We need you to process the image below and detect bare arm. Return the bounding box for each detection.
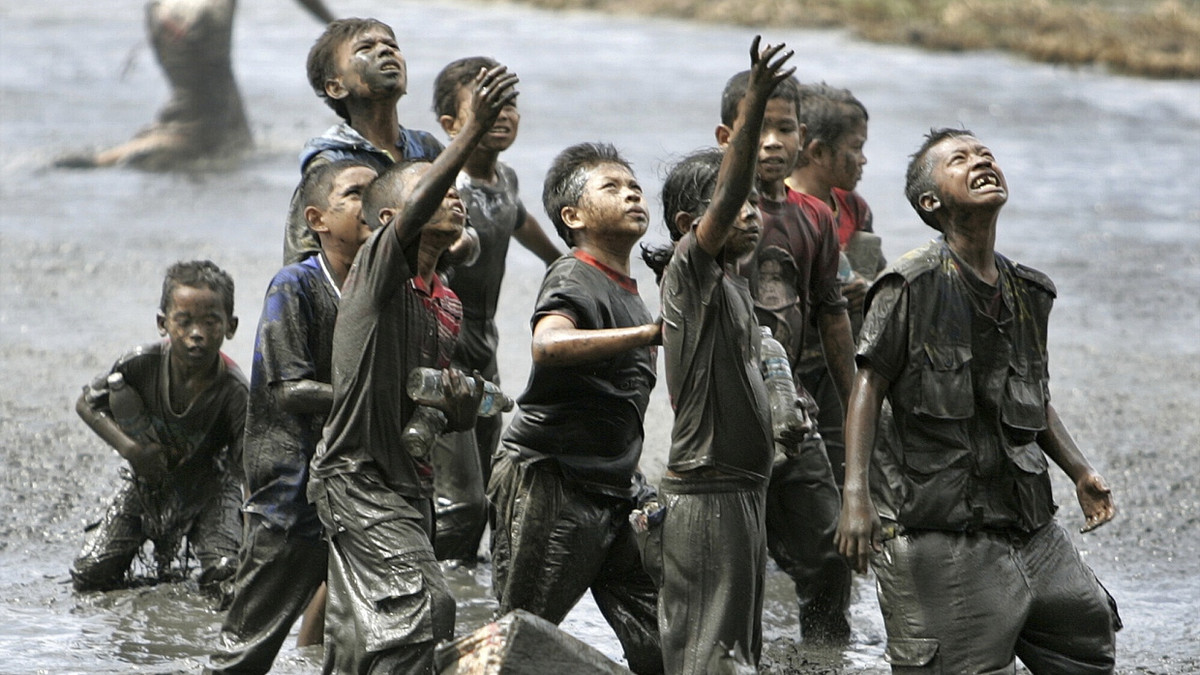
[75,392,167,479]
[1038,403,1116,533]
[531,314,660,368]
[696,37,794,257]
[296,0,336,23]
[514,212,564,265]
[274,380,333,415]
[834,366,887,573]
[393,66,520,246]
[818,309,857,414]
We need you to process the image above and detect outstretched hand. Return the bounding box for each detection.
[747,35,796,99]
[1077,471,1116,533]
[467,65,520,131]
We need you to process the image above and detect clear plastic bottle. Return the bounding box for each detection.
[400,405,448,459]
[406,367,514,417]
[106,372,156,446]
[759,326,808,444]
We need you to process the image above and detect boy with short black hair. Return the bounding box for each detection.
[283,17,446,265]
[787,82,883,487]
[207,159,377,674]
[426,55,562,563]
[72,260,246,594]
[307,64,519,673]
[641,38,793,673]
[487,142,662,674]
[719,67,856,644]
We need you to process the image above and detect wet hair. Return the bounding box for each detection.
[795,82,869,168]
[299,159,374,211]
[905,127,976,231]
[541,142,633,247]
[307,18,395,122]
[432,56,500,119]
[720,70,801,127]
[361,159,427,229]
[160,260,235,319]
[642,148,723,283]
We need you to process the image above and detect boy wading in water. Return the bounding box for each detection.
[306,63,519,673]
[640,38,794,673]
[427,56,562,564]
[487,141,664,674]
[73,261,246,594]
[207,160,377,674]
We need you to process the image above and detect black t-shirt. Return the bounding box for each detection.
[90,341,248,502]
[447,163,529,371]
[242,256,339,537]
[502,250,656,498]
[661,232,773,482]
[312,224,462,498]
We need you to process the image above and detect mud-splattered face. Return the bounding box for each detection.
[756,98,801,186]
[827,119,868,192]
[565,163,648,244]
[725,194,763,261]
[928,135,1008,213]
[332,26,407,100]
[448,86,520,154]
[157,285,234,371]
[321,165,378,247]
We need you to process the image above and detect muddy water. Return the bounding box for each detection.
[2,0,1198,672]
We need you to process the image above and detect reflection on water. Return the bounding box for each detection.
[2,0,1198,672]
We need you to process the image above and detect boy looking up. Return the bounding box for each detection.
[641,38,793,673]
[307,64,519,674]
[836,128,1119,672]
[487,142,662,674]
[208,160,377,674]
[72,261,246,594]
[720,71,855,644]
[787,82,883,486]
[283,18,446,265]
[427,55,562,563]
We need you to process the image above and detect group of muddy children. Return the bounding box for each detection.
[70,14,1124,675]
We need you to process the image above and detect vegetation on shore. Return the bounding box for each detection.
[485,0,1200,79]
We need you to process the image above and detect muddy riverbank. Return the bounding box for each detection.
[2,0,1199,671]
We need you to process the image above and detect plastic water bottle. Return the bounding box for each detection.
[759,327,808,443]
[400,405,448,459]
[106,373,156,446]
[406,367,514,417]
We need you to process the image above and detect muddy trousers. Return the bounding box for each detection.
[71,476,240,591]
[765,440,853,643]
[206,518,327,674]
[432,354,503,563]
[873,522,1119,673]
[310,471,455,675]
[656,476,767,675]
[489,455,664,674]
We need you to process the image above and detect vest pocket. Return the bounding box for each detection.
[914,344,973,420]
[1001,375,1047,445]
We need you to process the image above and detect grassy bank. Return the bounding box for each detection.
[482,0,1200,78]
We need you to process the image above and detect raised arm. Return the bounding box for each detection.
[1038,402,1116,533]
[696,37,794,257]
[295,0,336,24]
[393,65,520,245]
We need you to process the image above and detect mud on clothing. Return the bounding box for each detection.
[490,249,662,672]
[432,162,530,562]
[857,238,1118,670]
[655,231,773,670]
[308,219,461,672]
[209,255,339,673]
[72,341,247,590]
[282,122,444,265]
[501,250,656,497]
[745,189,852,641]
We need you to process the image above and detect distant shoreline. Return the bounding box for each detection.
[479,0,1200,79]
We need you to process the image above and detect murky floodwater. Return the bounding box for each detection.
[2,0,1199,672]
